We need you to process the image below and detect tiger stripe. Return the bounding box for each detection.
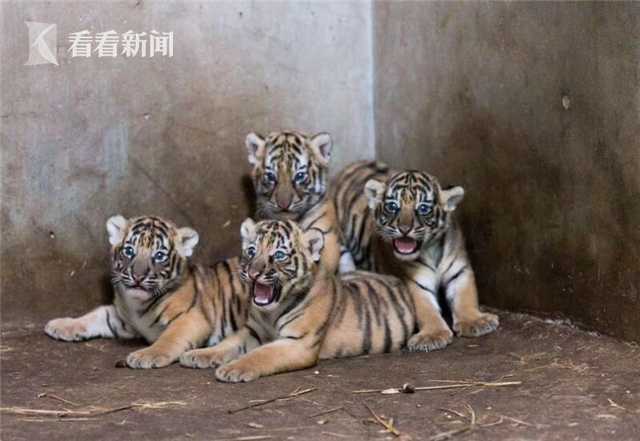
[332,160,390,270]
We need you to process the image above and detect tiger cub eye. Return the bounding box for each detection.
[385,201,399,213]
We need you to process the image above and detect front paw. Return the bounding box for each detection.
[180,348,227,369]
[44,318,87,341]
[215,361,259,383]
[407,328,453,352]
[454,313,499,337]
[126,348,173,369]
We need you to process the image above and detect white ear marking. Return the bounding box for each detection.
[309,133,332,167]
[106,215,128,246]
[364,179,386,210]
[240,218,257,241]
[245,133,266,166]
[441,186,465,212]
[304,228,325,263]
[177,227,199,257]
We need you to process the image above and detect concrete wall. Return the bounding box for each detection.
[1,1,374,320]
[374,2,640,340]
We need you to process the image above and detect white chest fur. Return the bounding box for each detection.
[113,288,164,343]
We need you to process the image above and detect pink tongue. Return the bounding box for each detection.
[394,238,417,254]
[254,283,274,304]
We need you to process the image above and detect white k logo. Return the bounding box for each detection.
[25,21,58,66]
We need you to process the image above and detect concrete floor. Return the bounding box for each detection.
[1,311,639,441]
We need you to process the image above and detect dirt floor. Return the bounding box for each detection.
[1,311,639,441]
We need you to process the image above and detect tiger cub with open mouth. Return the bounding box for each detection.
[334,161,499,352]
[179,218,417,382]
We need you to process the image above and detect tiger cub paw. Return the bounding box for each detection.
[454,313,499,337]
[215,361,260,383]
[180,348,228,369]
[407,328,453,352]
[44,318,88,341]
[126,348,173,369]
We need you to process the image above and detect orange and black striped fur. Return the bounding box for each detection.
[179,219,417,382]
[245,130,340,276]
[45,215,249,368]
[334,161,499,351]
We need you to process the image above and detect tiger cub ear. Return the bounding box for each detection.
[245,133,266,166]
[177,227,199,257]
[364,179,386,210]
[440,186,465,212]
[309,133,332,167]
[240,218,257,242]
[303,228,325,263]
[106,215,128,246]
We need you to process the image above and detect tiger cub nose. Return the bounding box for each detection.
[248,261,265,279]
[276,195,292,209]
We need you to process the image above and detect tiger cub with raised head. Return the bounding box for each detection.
[245,130,340,276]
[45,215,249,368]
[179,219,417,382]
[334,161,499,351]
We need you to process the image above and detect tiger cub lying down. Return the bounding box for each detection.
[44,215,249,368]
[179,218,417,383]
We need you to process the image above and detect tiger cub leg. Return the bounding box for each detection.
[446,269,499,337]
[179,327,257,369]
[45,305,137,341]
[406,283,453,352]
[126,309,212,368]
[216,338,319,383]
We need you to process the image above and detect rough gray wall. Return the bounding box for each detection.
[374,2,640,340]
[1,1,374,320]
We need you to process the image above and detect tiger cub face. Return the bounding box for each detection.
[107,215,199,298]
[239,218,324,309]
[245,131,332,220]
[365,171,465,261]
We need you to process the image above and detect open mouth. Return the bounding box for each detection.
[393,237,420,255]
[252,282,278,306]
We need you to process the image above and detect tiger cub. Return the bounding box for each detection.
[44,215,249,368]
[334,161,499,351]
[179,219,417,382]
[245,130,340,276]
